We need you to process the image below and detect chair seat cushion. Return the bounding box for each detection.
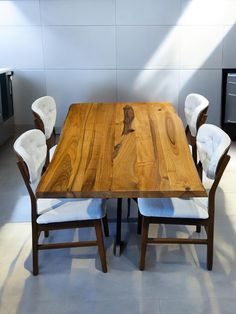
[37,198,106,224]
[49,144,57,161]
[138,197,208,219]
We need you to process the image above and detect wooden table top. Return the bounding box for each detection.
[36,102,207,199]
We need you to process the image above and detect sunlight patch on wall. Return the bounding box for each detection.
[0,1,40,26]
[134,0,234,94]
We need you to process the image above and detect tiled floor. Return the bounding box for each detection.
[0,136,236,314]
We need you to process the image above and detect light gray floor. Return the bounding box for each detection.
[0,135,236,314]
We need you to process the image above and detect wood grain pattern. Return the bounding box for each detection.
[36,102,206,198]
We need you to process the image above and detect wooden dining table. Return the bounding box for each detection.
[36,102,207,255]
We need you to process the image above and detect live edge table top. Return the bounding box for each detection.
[36,102,207,199]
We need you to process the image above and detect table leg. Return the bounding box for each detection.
[113,198,124,256]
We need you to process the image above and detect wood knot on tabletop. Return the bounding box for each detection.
[122,105,135,136]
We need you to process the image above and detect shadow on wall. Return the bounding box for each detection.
[178,24,236,126]
[12,71,46,126]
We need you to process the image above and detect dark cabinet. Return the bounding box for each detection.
[222,69,236,141]
[0,69,14,145]
[0,70,14,123]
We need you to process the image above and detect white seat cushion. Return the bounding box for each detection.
[37,198,106,224]
[49,144,57,161]
[138,197,208,219]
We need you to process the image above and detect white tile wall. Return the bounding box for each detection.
[222,25,236,68]
[0,1,40,26]
[41,0,115,25]
[116,0,181,25]
[0,0,234,127]
[179,70,222,126]
[117,26,180,69]
[43,26,116,69]
[0,26,43,69]
[223,1,236,25]
[180,26,223,69]
[117,70,179,108]
[46,70,116,126]
[180,0,223,26]
[13,70,46,125]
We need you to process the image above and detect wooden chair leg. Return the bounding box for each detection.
[137,211,142,234]
[139,217,149,271]
[192,142,197,166]
[44,230,49,238]
[32,227,39,276]
[196,225,201,233]
[102,215,109,237]
[94,220,107,273]
[207,223,214,271]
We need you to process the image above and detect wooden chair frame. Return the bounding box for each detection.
[139,149,230,271]
[15,152,108,275]
[185,107,208,165]
[32,112,56,167]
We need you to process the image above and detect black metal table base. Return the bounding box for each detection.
[113,198,123,256]
[113,198,140,256]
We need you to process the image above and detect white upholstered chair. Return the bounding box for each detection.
[185,93,209,164]
[14,129,108,275]
[138,124,231,271]
[31,96,57,163]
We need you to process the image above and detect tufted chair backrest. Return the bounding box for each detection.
[197,124,231,180]
[185,93,209,137]
[14,130,47,183]
[31,96,57,140]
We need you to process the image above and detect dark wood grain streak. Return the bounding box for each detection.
[166,115,176,146]
[113,143,122,159]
